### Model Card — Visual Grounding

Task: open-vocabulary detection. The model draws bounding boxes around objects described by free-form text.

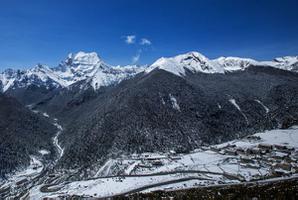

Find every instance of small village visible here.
[113,128,298,183]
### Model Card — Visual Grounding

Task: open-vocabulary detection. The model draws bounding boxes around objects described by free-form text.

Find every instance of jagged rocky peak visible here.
[0,69,19,92]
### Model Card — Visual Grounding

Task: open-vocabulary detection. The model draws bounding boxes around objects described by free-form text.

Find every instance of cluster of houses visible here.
[210,141,298,177]
[126,136,298,180]
[134,152,180,168]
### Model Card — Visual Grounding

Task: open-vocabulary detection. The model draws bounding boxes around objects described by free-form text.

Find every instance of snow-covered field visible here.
[30,173,231,199]
[27,126,298,199]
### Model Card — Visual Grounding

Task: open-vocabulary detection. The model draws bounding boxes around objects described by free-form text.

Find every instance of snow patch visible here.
[42,112,49,118]
[124,161,141,175]
[1,156,43,187]
[169,94,180,111]
[229,99,249,124]
[254,99,270,113]
[39,149,50,155]
[95,159,115,177]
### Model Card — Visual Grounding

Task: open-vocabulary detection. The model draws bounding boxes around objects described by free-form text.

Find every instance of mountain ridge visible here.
[0,51,145,93]
[1,51,297,93]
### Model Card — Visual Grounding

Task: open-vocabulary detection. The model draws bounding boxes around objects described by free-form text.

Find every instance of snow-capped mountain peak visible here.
[52,51,107,86]
[273,56,298,64]
[66,51,101,66]
[0,69,19,92]
[146,51,224,76]
[269,56,298,71]
[58,51,104,76]
[53,51,144,90]
[26,64,70,87]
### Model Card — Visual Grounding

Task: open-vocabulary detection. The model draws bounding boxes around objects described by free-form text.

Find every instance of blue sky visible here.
[0,0,298,69]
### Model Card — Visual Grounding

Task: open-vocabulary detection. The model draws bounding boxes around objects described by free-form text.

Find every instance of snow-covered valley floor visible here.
[27,126,298,199]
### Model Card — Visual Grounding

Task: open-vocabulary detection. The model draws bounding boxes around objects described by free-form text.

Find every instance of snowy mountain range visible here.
[0,51,145,92]
[0,51,297,92]
[146,51,298,76]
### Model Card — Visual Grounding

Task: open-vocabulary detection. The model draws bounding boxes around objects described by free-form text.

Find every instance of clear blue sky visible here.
[0,0,298,69]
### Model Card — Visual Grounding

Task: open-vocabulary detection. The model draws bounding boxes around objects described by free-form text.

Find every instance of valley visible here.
[1,0,298,198]
[6,126,297,199]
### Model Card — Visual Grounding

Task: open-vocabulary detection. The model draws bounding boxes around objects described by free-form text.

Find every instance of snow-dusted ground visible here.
[94,159,115,177]
[27,126,298,199]
[0,156,43,190]
[255,126,298,146]
[30,173,231,199]
[141,179,221,193]
[13,157,43,179]
[229,98,249,124]
[124,161,142,175]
